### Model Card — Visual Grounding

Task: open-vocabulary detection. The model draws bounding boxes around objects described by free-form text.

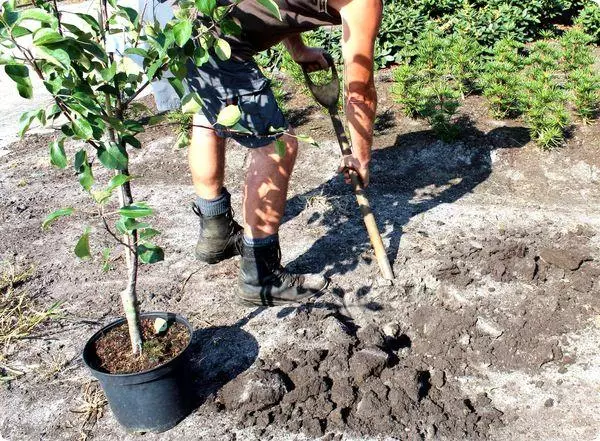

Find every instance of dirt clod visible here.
[216,310,504,439]
[539,248,588,271]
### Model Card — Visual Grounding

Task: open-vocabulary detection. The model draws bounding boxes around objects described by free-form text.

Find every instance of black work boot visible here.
[238,241,328,306]
[193,203,243,264]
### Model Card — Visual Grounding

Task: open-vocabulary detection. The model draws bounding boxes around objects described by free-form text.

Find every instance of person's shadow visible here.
[184,308,263,406]
[283,120,530,278]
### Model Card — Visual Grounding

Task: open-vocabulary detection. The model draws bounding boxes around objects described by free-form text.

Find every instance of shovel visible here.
[301,54,395,280]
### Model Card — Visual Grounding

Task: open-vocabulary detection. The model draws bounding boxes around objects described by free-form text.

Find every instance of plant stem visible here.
[52,0,63,36]
[106,85,142,354]
[116,169,143,355]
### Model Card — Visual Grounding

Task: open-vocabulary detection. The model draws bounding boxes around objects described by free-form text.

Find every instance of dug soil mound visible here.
[212,306,504,440]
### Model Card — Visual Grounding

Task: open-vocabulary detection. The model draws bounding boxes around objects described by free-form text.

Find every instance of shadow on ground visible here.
[284,121,531,278]
[184,308,263,406]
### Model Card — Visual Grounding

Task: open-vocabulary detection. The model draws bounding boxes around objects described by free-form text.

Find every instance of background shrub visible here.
[258,0,597,72]
[575,2,600,43]
[481,39,527,118]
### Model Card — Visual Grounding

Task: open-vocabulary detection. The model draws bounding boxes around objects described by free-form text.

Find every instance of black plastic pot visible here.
[82,312,194,433]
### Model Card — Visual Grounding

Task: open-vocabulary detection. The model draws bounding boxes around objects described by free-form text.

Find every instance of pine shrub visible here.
[569,67,600,122]
[481,39,527,118]
[522,43,571,149]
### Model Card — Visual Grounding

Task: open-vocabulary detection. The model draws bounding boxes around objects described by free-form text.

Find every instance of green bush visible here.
[575,2,600,43]
[522,42,571,149]
[561,28,595,71]
[568,67,600,122]
[257,0,597,72]
[392,28,473,141]
[481,39,526,117]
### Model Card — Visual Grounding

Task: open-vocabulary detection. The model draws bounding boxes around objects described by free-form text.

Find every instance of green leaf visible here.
[100,62,117,82]
[256,0,282,20]
[216,104,241,127]
[181,92,203,114]
[173,20,193,47]
[119,202,153,218]
[193,45,209,66]
[167,76,185,98]
[5,64,32,98]
[116,216,149,233]
[146,59,164,80]
[46,103,61,120]
[296,134,318,147]
[97,84,119,96]
[97,142,128,170]
[195,0,216,15]
[275,139,286,157]
[44,77,62,95]
[3,9,19,27]
[73,13,100,32]
[101,248,111,272]
[231,122,252,134]
[79,162,94,191]
[19,8,56,25]
[74,227,91,259]
[139,228,160,240]
[138,243,164,264]
[74,149,94,191]
[33,28,63,46]
[123,120,144,133]
[122,135,141,149]
[17,110,37,138]
[62,22,91,39]
[0,54,15,65]
[214,38,231,61]
[15,81,33,99]
[107,173,131,192]
[124,47,148,57]
[74,149,87,171]
[174,132,190,149]
[12,26,32,38]
[42,207,74,230]
[93,174,130,204]
[72,118,93,140]
[49,139,67,168]
[36,46,71,69]
[171,61,188,80]
[117,6,138,24]
[221,19,242,36]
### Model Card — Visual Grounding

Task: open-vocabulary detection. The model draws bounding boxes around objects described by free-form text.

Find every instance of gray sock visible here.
[243,234,279,248]
[195,188,231,217]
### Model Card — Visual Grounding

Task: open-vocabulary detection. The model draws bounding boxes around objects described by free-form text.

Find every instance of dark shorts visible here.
[185,54,287,148]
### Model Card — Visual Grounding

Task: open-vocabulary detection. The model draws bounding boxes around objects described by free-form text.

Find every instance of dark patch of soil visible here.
[93,318,189,374]
[213,307,504,439]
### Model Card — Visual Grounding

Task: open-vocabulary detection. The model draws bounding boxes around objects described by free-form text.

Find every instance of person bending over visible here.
[187,0,382,306]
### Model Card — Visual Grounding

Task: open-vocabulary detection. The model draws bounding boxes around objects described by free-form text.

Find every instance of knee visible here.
[280,134,298,161]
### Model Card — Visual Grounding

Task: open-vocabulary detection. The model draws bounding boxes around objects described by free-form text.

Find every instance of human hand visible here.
[293,46,328,72]
[338,155,370,188]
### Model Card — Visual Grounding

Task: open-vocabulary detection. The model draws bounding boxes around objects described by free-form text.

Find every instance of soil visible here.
[92,319,189,374]
[2,62,600,441]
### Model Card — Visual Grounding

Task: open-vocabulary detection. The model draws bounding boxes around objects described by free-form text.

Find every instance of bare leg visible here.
[243,132,298,238]
[188,114,225,199]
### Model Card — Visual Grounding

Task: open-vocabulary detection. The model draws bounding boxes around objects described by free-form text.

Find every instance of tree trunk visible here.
[117,172,143,355]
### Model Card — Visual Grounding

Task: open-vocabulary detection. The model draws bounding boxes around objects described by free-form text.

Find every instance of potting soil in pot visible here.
[93,319,189,374]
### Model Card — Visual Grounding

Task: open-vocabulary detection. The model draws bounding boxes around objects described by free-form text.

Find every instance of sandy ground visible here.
[1,40,600,440]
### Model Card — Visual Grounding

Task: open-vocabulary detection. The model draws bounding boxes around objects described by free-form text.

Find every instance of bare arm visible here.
[282,33,328,70]
[331,0,382,185]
